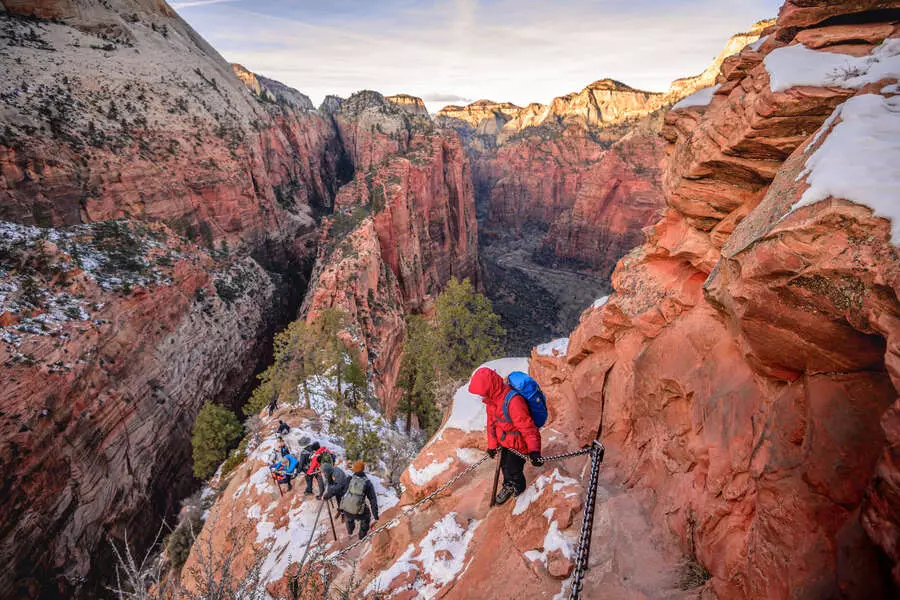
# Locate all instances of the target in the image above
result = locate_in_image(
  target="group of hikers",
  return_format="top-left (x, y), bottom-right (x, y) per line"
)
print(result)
top-left (269, 433), bottom-right (379, 540)
top-left (267, 364), bottom-right (545, 542)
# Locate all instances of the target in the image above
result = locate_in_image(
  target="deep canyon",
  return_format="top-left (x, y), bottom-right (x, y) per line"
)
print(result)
top-left (1, 0), bottom-right (900, 599)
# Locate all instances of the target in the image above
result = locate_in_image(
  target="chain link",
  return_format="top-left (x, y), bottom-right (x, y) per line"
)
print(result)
top-left (323, 454), bottom-right (491, 563)
top-left (504, 445), bottom-right (593, 463)
top-left (311, 441), bottom-right (604, 600)
top-left (569, 442), bottom-right (604, 600)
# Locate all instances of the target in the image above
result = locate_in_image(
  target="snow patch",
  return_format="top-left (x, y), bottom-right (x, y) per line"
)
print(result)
top-left (592, 295), bottom-right (609, 309)
top-left (672, 84), bottom-right (721, 110)
top-left (883, 83), bottom-right (900, 95)
top-left (437, 357), bottom-right (529, 439)
top-left (748, 35), bottom-right (768, 52)
top-left (793, 93), bottom-right (900, 243)
top-left (536, 338), bottom-right (569, 357)
top-left (765, 39), bottom-right (900, 93)
top-left (455, 448), bottom-right (483, 464)
top-left (365, 513), bottom-right (481, 596)
top-left (523, 521), bottom-right (578, 568)
top-left (408, 457), bottom-right (454, 486)
top-left (513, 468), bottom-right (580, 516)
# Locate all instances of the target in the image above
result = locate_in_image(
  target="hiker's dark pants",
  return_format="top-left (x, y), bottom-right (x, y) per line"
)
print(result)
top-left (345, 506), bottom-right (372, 540)
top-left (305, 473), bottom-right (324, 495)
top-left (277, 472), bottom-right (296, 491)
top-left (501, 447), bottom-right (527, 495)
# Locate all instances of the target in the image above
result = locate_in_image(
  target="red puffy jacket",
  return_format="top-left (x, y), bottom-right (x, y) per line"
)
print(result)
top-left (307, 447), bottom-right (328, 475)
top-left (468, 367), bottom-right (541, 455)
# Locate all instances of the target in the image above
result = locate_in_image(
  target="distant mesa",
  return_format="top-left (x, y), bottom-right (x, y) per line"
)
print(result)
top-left (231, 63), bottom-right (314, 110)
top-left (386, 94), bottom-right (429, 116)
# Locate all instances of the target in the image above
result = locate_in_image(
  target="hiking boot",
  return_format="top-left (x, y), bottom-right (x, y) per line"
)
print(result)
top-left (495, 483), bottom-right (516, 506)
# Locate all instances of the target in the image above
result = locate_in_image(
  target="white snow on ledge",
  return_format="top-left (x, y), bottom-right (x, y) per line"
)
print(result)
top-left (536, 338), bottom-right (569, 357)
top-left (672, 84), bottom-right (721, 110)
top-left (592, 295), bottom-right (609, 309)
top-left (409, 457), bottom-right (454, 486)
top-left (765, 38), bottom-right (900, 93)
top-left (437, 357), bottom-right (529, 439)
top-left (794, 93), bottom-right (900, 244)
top-left (748, 35), bottom-right (769, 52)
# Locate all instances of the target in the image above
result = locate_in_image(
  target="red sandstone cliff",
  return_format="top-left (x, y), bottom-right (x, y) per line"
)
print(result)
top-left (303, 92), bottom-right (479, 413)
top-left (0, 1), bottom-right (348, 597)
top-left (534, 3), bottom-right (900, 597)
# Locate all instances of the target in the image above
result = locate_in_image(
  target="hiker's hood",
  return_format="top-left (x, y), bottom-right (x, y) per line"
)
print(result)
top-left (468, 367), bottom-right (505, 404)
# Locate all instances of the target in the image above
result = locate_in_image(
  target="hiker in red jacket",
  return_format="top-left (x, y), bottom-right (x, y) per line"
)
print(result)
top-left (305, 446), bottom-right (329, 499)
top-left (468, 366), bottom-right (542, 505)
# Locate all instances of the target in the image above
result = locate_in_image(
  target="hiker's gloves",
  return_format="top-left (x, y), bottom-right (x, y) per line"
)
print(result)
top-left (487, 448), bottom-right (497, 459)
top-left (529, 452), bottom-right (543, 467)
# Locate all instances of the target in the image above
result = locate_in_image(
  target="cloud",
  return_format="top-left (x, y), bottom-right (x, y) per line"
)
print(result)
top-left (422, 93), bottom-right (473, 103)
top-left (170, 0), bottom-right (237, 9)
top-left (176, 0), bottom-right (782, 108)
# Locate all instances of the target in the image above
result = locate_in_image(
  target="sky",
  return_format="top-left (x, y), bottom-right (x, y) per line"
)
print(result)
top-left (170, 0), bottom-right (782, 114)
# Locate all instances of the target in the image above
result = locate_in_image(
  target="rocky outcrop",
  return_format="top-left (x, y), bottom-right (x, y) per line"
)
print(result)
top-left (386, 94), bottom-right (429, 116)
top-left (0, 2), bottom-right (349, 597)
top-left (540, 134), bottom-right (666, 274)
top-left (302, 92), bottom-right (479, 412)
top-left (534, 3), bottom-right (900, 598)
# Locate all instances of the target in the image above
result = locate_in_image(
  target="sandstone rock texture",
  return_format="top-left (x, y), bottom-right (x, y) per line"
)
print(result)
top-left (302, 92), bottom-right (479, 413)
top-left (0, 1), bottom-right (344, 597)
top-left (535, 3), bottom-right (900, 598)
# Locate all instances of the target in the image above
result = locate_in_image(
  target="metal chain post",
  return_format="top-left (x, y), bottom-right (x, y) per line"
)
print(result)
top-left (568, 441), bottom-right (604, 600)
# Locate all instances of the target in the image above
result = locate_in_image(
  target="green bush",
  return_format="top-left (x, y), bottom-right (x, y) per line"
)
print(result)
top-left (331, 403), bottom-right (384, 464)
top-left (191, 402), bottom-right (244, 479)
top-left (164, 510), bottom-right (202, 571)
top-left (220, 435), bottom-right (249, 477)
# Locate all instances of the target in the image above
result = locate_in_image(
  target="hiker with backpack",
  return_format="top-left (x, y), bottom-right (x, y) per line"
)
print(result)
top-left (277, 420), bottom-right (290, 435)
top-left (321, 463), bottom-right (349, 507)
top-left (276, 437), bottom-right (291, 457)
top-left (468, 367), bottom-right (545, 505)
top-left (305, 445), bottom-right (334, 498)
top-left (339, 460), bottom-right (379, 539)
top-left (271, 453), bottom-right (300, 491)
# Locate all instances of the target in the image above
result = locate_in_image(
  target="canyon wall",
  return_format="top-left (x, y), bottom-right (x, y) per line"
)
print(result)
top-left (535, 2), bottom-right (900, 597)
top-left (0, 1), bottom-right (348, 597)
top-left (303, 91), bottom-right (479, 413)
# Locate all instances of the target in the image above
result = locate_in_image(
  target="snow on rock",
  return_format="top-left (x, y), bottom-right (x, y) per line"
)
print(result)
top-left (591, 295), bottom-right (609, 309)
top-left (408, 457), bottom-right (455, 486)
top-left (671, 84), bottom-right (721, 110)
top-left (523, 520), bottom-right (578, 567)
top-left (455, 448), bottom-right (484, 464)
top-left (748, 35), bottom-right (769, 52)
top-left (513, 469), bottom-right (581, 516)
top-left (437, 357), bottom-right (530, 438)
top-left (536, 338), bottom-right (569, 357)
top-left (365, 513), bottom-right (481, 597)
top-left (764, 38), bottom-right (900, 93)
top-left (794, 93), bottom-right (900, 243)
top-left (883, 83), bottom-right (900, 95)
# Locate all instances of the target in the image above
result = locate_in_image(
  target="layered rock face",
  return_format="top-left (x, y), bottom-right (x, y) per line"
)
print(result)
top-left (535, 2), bottom-right (900, 597)
top-left (304, 92), bottom-right (479, 412)
top-left (0, 1), bottom-right (349, 597)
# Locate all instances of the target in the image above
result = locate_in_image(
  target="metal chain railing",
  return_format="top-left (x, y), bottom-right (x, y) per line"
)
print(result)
top-left (305, 440), bottom-right (604, 600)
top-left (568, 441), bottom-right (605, 600)
top-left (323, 454), bottom-right (491, 563)
top-left (503, 445), bottom-right (593, 463)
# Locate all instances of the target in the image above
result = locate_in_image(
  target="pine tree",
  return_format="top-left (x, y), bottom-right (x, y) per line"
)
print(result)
top-left (434, 277), bottom-right (505, 378)
top-left (191, 402), bottom-right (244, 479)
top-left (344, 356), bottom-right (368, 408)
top-left (311, 307), bottom-right (349, 395)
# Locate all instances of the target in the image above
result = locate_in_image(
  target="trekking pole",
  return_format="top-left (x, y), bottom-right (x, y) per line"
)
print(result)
top-left (299, 499), bottom-right (327, 567)
top-left (489, 451), bottom-right (501, 507)
top-left (271, 471), bottom-right (284, 497)
top-left (325, 499), bottom-right (338, 541)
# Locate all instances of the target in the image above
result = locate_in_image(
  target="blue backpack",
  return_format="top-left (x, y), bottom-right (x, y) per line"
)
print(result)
top-left (500, 371), bottom-right (548, 428)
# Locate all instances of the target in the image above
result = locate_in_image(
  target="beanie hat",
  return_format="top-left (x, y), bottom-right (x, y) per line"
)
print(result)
top-left (352, 460), bottom-right (365, 473)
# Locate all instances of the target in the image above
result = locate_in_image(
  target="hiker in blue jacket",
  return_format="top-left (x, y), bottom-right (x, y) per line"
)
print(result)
top-left (272, 453), bottom-right (300, 491)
